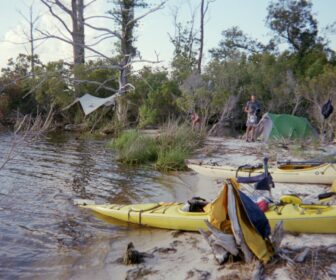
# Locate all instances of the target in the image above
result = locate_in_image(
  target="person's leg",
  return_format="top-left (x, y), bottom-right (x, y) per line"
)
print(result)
top-left (246, 126), bottom-right (251, 141)
top-left (251, 126), bottom-right (256, 141)
top-left (244, 126), bottom-right (248, 140)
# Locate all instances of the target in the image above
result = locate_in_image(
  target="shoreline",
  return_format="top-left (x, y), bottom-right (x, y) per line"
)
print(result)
top-left (94, 136), bottom-right (336, 280)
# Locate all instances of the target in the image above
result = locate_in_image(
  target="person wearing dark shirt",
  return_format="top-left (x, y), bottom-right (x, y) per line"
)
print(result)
top-left (244, 94), bottom-right (261, 142)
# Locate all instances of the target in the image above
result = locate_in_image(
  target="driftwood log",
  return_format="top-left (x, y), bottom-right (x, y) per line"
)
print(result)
top-left (123, 242), bottom-right (153, 265)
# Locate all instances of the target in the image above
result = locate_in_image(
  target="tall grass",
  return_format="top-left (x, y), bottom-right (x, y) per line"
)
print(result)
top-left (109, 122), bottom-right (205, 171)
top-left (108, 130), bottom-right (158, 164)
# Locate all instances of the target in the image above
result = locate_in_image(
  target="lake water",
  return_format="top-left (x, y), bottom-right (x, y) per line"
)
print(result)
top-left (0, 131), bottom-right (198, 279)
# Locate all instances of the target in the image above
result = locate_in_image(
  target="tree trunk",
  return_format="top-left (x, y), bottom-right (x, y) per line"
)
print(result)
top-left (72, 0), bottom-right (85, 66)
top-left (197, 0), bottom-right (205, 74)
top-left (29, 5), bottom-right (35, 76)
top-left (71, 0), bottom-right (85, 96)
top-left (115, 0), bottom-right (135, 124)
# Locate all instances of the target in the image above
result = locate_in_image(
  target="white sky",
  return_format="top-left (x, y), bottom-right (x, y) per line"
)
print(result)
top-left (0, 0), bottom-right (335, 70)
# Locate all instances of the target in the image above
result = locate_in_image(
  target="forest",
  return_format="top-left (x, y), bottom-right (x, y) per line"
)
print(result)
top-left (0, 0), bottom-right (336, 140)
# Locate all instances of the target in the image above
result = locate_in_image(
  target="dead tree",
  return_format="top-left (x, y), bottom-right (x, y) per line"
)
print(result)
top-left (40, 0), bottom-right (92, 96)
top-left (40, 0), bottom-right (87, 66)
top-left (197, 0), bottom-right (215, 74)
top-left (84, 0), bottom-right (166, 123)
top-left (18, 3), bottom-right (42, 76)
top-left (37, 0), bottom-right (165, 123)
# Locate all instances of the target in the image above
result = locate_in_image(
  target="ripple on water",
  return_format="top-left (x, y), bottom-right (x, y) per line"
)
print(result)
top-left (0, 132), bottom-right (193, 279)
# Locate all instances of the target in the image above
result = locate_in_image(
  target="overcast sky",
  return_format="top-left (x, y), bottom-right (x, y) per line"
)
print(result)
top-left (0, 0), bottom-right (335, 70)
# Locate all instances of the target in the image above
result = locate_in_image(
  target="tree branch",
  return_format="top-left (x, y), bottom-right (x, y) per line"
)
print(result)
top-left (40, 0), bottom-right (73, 35)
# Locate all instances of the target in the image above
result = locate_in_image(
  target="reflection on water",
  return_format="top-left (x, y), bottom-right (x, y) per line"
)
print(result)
top-left (0, 131), bottom-right (195, 279)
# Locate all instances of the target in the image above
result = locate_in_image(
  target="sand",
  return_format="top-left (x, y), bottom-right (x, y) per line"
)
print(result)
top-left (101, 137), bottom-right (336, 280)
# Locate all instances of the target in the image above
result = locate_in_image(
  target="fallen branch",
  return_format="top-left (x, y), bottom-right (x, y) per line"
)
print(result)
top-left (0, 113), bottom-right (51, 171)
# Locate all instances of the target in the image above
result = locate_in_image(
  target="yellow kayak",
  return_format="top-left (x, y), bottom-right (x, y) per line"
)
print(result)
top-left (186, 160), bottom-right (336, 184)
top-left (81, 201), bottom-right (336, 233)
top-left (82, 202), bottom-right (207, 231)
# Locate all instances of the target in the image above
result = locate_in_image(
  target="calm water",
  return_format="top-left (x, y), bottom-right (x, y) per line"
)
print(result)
top-left (0, 131), bottom-right (196, 279)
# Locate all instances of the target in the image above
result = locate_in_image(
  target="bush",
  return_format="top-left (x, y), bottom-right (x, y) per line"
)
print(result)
top-left (139, 105), bottom-right (158, 128)
top-left (156, 147), bottom-right (189, 171)
top-left (109, 129), bottom-right (158, 164)
top-left (110, 122), bottom-right (205, 171)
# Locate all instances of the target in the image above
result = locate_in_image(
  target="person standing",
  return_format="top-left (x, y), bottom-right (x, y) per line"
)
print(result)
top-left (190, 111), bottom-right (200, 130)
top-left (244, 94), bottom-right (261, 142)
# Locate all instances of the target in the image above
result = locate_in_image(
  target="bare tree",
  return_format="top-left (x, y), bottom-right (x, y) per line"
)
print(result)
top-left (18, 2), bottom-right (43, 76)
top-left (40, 0), bottom-right (89, 66)
top-left (84, 0), bottom-right (166, 123)
top-left (197, 0), bottom-right (215, 74)
top-left (37, 0), bottom-right (165, 123)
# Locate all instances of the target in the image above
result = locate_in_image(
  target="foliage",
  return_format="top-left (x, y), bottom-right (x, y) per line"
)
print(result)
top-left (266, 0), bottom-right (320, 55)
top-left (156, 147), bottom-right (189, 171)
top-left (1, 0), bottom-right (336, 143)
top-left (109, 129), bottom-right (158, 164)
top-left (110, 122), bottom-right (204, 171)
top-left (265, 0), bottom-right (333, 77)
top-left (300, 65), bottom-right (336, 140)
top-left (74, 60), bottom-right (119, 98)
top-left (169, 21), bottom-right (199, 83)
top-left (0, 54), bottom-right (40, 115)
top-left (33, 61), bottom-right (73, 112)
top-left (108, 0), bottom-right (148, 58)
top-left (209, 26), bottom-right (275, 60)
top-left (130, 67), bottom-right (181, 127)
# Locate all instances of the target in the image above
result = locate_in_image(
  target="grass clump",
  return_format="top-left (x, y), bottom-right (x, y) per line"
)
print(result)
top-left (109, 129), bottom-right (158, 164)
top-left (156, 147), bottom-right (189, 171)
top-left (110, 122), bottom-right (204, 171)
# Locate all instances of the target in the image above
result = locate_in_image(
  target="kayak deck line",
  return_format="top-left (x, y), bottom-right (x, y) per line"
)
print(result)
top-left (187, 161), bottom-right (336, 184)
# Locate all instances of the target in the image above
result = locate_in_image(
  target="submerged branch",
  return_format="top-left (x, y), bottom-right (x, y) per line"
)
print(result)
top-left (0, 113), bottom-right (52, 171)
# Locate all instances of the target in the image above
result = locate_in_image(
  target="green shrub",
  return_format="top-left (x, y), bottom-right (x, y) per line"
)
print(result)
top-left (121, 136), bottom-right (158, 164)
top-left (156, 147), bottom-right (189, 171)
top-left (109, 122), bottom-right (204, 170)
top-left (158, 122), bottom-right (203, 153)
top-left (109, 129), bottom-right (158, 164)
top-left (109, 129), bottom-right (139, 150)
top-left (139, 105), bottom-right (158, 128)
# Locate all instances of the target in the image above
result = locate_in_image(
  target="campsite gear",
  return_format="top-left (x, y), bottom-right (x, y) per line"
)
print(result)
top-left (256, 198), bottom-right (269, 212)
top-left (63, 93), bottom-right (119, 115)
top-left (80, 193), bottom-right (336, 234)
top-left (255, 113), bottom-right (316, 142)
top-left (318, 192), bottom-right (336, 200)
top-left (237, 158), bottom-right (275, 192)
top-left (186, 159), bottom-right (336, 184)
top-left (322, 99), bottom-right (334, 119)
top-left (205, 179), bottom-right (274, 263)
top-left (187, 197), bottom-right (209, 212)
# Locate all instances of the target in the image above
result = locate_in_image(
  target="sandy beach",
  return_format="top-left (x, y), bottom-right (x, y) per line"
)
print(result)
top-left (87, 137), bottom-right (336, 280)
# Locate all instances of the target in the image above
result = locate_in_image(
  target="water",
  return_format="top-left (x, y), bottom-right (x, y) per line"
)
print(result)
top-left (0, 131), bottom-right (196, 279)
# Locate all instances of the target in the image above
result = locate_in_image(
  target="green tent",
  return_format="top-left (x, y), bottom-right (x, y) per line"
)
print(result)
top-left (256, 113), bottom-right (316, 141)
